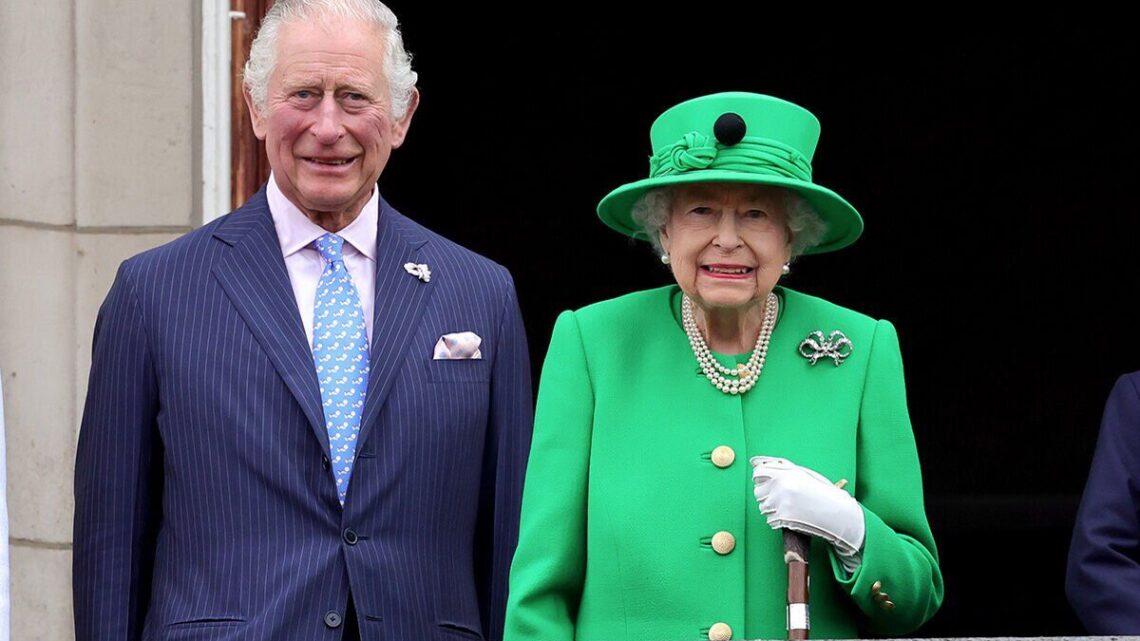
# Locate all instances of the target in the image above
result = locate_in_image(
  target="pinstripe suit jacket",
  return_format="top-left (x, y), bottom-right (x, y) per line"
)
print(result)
top-left (73, 187), bottom-right (533, 641)
top-left (1067, 372), bottom-right (1140, 632)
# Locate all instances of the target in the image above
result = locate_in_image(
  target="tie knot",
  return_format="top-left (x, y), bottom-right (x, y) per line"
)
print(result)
top-left (315, 233), bottom-right (346, 264)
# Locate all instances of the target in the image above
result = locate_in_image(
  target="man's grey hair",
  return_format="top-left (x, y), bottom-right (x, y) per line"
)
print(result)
top-left (629, 185), bottom-right (828, 259)
top-left (243, 0), bottom-right (417, 119)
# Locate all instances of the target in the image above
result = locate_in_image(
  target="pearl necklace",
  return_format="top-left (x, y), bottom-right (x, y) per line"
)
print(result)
top-left (682, 293), bottom-right (778, 395)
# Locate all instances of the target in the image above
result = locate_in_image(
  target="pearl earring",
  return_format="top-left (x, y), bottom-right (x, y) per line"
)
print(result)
top-left (781, 263), bottom-right (791, 275)
top-left (661, 254), bottom-right (670, 264)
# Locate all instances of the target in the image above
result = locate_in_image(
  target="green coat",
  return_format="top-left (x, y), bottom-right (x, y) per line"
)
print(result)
top-left (505, 285), bottom-right (942, 640)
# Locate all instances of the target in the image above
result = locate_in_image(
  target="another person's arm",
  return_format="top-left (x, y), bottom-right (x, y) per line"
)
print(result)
top-left (1066, 373), bottom-right (1140, 633)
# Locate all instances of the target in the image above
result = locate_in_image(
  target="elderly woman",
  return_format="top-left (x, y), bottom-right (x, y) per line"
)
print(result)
top-left (504, 93), bottom-right (942, 640)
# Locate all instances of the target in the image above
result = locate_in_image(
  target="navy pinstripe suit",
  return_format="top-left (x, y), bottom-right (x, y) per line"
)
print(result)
top-left (74, 187), bottom-right (533, 641)
top-left (1067, 372), bottom-right (1140, 632)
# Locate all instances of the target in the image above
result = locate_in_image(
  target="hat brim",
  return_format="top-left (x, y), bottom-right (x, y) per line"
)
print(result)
top-left (596, 170), bottom-right (864, 255)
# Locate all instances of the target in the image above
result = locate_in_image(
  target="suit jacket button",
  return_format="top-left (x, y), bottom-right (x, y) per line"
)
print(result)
top-left (324, 610), bottom-right (343, 628)
top-left (711, 531), bottom-right (736, 555)
top-left (343, 528), bottom-right (359, 545)
top-left (322, 456), bottom-right (330, 470)
top-left (711, 446), bottom-right (735, 468)
top-left (709, 621), bottom-right (733, 640)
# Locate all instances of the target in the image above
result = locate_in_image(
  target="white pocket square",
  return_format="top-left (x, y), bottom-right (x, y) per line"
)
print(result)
top-left (433, 332), bottom-right (482, 360)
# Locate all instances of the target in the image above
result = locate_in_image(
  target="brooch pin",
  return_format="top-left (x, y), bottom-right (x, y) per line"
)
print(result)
top-left (403, 262), bottom-right (431, 283)
top-left (798, 330), bottom-right (853, 366)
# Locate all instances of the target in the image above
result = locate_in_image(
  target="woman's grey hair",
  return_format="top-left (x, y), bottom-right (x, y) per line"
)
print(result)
top-left (629, 185), bottom-right (828, 260)
top-left (243, 0), bottom-right (417, 119)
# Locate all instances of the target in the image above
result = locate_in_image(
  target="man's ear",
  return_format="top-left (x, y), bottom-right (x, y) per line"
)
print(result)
top-left (243, 84), bottom-right (268, 141)
top-left (389, 87), bottom-right (420, 149)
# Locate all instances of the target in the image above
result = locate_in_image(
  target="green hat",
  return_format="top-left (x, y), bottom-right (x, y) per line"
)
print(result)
top-left (597, 92), bottom-right (863, 254)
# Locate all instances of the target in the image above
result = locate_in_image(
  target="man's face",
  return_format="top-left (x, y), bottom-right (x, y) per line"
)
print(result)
top-left (246, 17), bottom-right (417, 221)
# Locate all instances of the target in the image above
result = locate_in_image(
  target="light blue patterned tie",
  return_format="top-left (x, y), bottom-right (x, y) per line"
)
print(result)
top-left (312, 233), bottom-right (370, 505)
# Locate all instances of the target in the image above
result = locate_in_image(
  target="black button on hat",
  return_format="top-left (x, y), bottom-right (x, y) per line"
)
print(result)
top-left (714, 113), bottom-right (747, 145)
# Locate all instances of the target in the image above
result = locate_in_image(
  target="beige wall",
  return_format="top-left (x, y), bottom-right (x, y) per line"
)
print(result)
top-left (1, 1), bottom-right (199, 638)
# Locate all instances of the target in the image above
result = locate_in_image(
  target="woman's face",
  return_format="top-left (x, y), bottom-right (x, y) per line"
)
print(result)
top-left (660, 183), bottom-right (793, 314)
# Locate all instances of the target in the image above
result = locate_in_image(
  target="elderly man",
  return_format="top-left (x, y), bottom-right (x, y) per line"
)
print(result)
top-left (72, 2), bottom-right (532, 640)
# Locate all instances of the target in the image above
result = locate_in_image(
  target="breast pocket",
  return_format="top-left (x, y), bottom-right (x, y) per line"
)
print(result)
top-left (427, 358), bottom-right (491, 383)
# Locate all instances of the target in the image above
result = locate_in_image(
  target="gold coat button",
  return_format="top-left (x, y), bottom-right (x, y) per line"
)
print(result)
top-left (709, 622), bottom-right (733, 640)
top-left (882, 599), bottom-right (896, 611)
top-left (711, 531), bottom-right (736, 555)
top-left (711, 446), bottom-right (735, 468)
top-left (871, 580), bottom-right (883, 595)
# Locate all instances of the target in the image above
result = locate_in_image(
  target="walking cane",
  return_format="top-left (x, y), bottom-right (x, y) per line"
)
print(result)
top-left (782, 477), bottom-right (848, 639)
top-left (783, 529), bottom-right (810, 640)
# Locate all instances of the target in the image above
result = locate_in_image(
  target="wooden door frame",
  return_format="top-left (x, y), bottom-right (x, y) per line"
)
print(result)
top-left (230, 0), bottom-right (274, 209)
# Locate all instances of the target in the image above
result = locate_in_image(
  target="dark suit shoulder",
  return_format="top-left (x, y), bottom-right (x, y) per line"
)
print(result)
top-left (383, 201), bottom-right (517, 291)
top-left (105, 193), bottom-right (271, 321)
top-left (1118, 371), bottom-right (1140, 396)
top-left (118, 198), bottom-right (260, 274)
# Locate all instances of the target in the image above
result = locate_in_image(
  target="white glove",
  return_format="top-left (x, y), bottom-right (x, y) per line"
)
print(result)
top-left (751, 456), bottom-right (865, 573)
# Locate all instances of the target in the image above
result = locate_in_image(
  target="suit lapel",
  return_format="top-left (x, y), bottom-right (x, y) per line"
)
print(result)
top-left (357, 199), bottom-right (435, 449)
top-left (211, 189), bottom-right (329, 455)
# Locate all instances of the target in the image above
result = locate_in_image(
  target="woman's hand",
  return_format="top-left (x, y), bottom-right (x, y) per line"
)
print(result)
top-left (751, 456), bottom-right (865, 569)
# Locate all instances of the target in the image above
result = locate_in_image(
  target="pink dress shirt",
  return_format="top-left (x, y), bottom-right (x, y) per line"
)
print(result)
top-left (267, 174), bottom-right (377, 349)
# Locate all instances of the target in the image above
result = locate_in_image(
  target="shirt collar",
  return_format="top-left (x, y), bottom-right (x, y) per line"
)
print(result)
top-left (267, 173), bottom-right (378, 262)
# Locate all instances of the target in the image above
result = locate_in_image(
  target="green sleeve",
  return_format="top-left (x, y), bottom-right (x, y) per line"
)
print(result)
top-left (504, 311), bottom-right (593, 641)
top-left (830, 319), bottom-right (944, 633)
